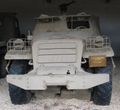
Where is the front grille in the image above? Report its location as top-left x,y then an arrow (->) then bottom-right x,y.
37,42 -> 77,64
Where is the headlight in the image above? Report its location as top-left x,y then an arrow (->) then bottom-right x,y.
89,56 -> 107,67
94,36 -> 104,48
13,39 -> 24,50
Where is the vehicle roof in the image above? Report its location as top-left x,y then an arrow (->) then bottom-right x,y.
35,12 -> 91,20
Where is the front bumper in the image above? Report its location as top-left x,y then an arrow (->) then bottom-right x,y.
7,72 -> 109,90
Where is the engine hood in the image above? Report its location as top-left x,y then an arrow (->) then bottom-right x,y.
33,30 -> 99,43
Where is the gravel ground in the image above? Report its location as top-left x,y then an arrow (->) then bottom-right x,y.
0,58 -> 120,110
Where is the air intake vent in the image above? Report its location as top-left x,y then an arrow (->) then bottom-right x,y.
37,42 -> 77,63
32,39 -> 83,71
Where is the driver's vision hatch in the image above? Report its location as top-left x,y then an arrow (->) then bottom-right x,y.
66,16 -> 90,29
38,17 -> 61,23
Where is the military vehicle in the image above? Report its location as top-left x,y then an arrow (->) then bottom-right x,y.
5,12 -> 114,105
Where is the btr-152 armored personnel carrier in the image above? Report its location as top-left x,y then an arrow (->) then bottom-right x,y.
5,12 -> 114,105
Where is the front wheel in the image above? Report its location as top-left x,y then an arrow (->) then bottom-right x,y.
8,60 -> 32,104
91,58 -> 113,105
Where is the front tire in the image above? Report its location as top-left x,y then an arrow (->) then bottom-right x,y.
91,58 -> 113,105
8,60 -> 32,104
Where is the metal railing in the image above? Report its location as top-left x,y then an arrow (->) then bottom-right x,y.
7,38 -> 31,52
85,36 -> 111,50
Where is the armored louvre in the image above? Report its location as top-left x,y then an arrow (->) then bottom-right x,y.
32,36 -> 83,75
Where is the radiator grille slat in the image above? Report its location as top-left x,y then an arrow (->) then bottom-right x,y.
37,55 -> 76,63
38,49 -> 76,55
38,43 -> 76,49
